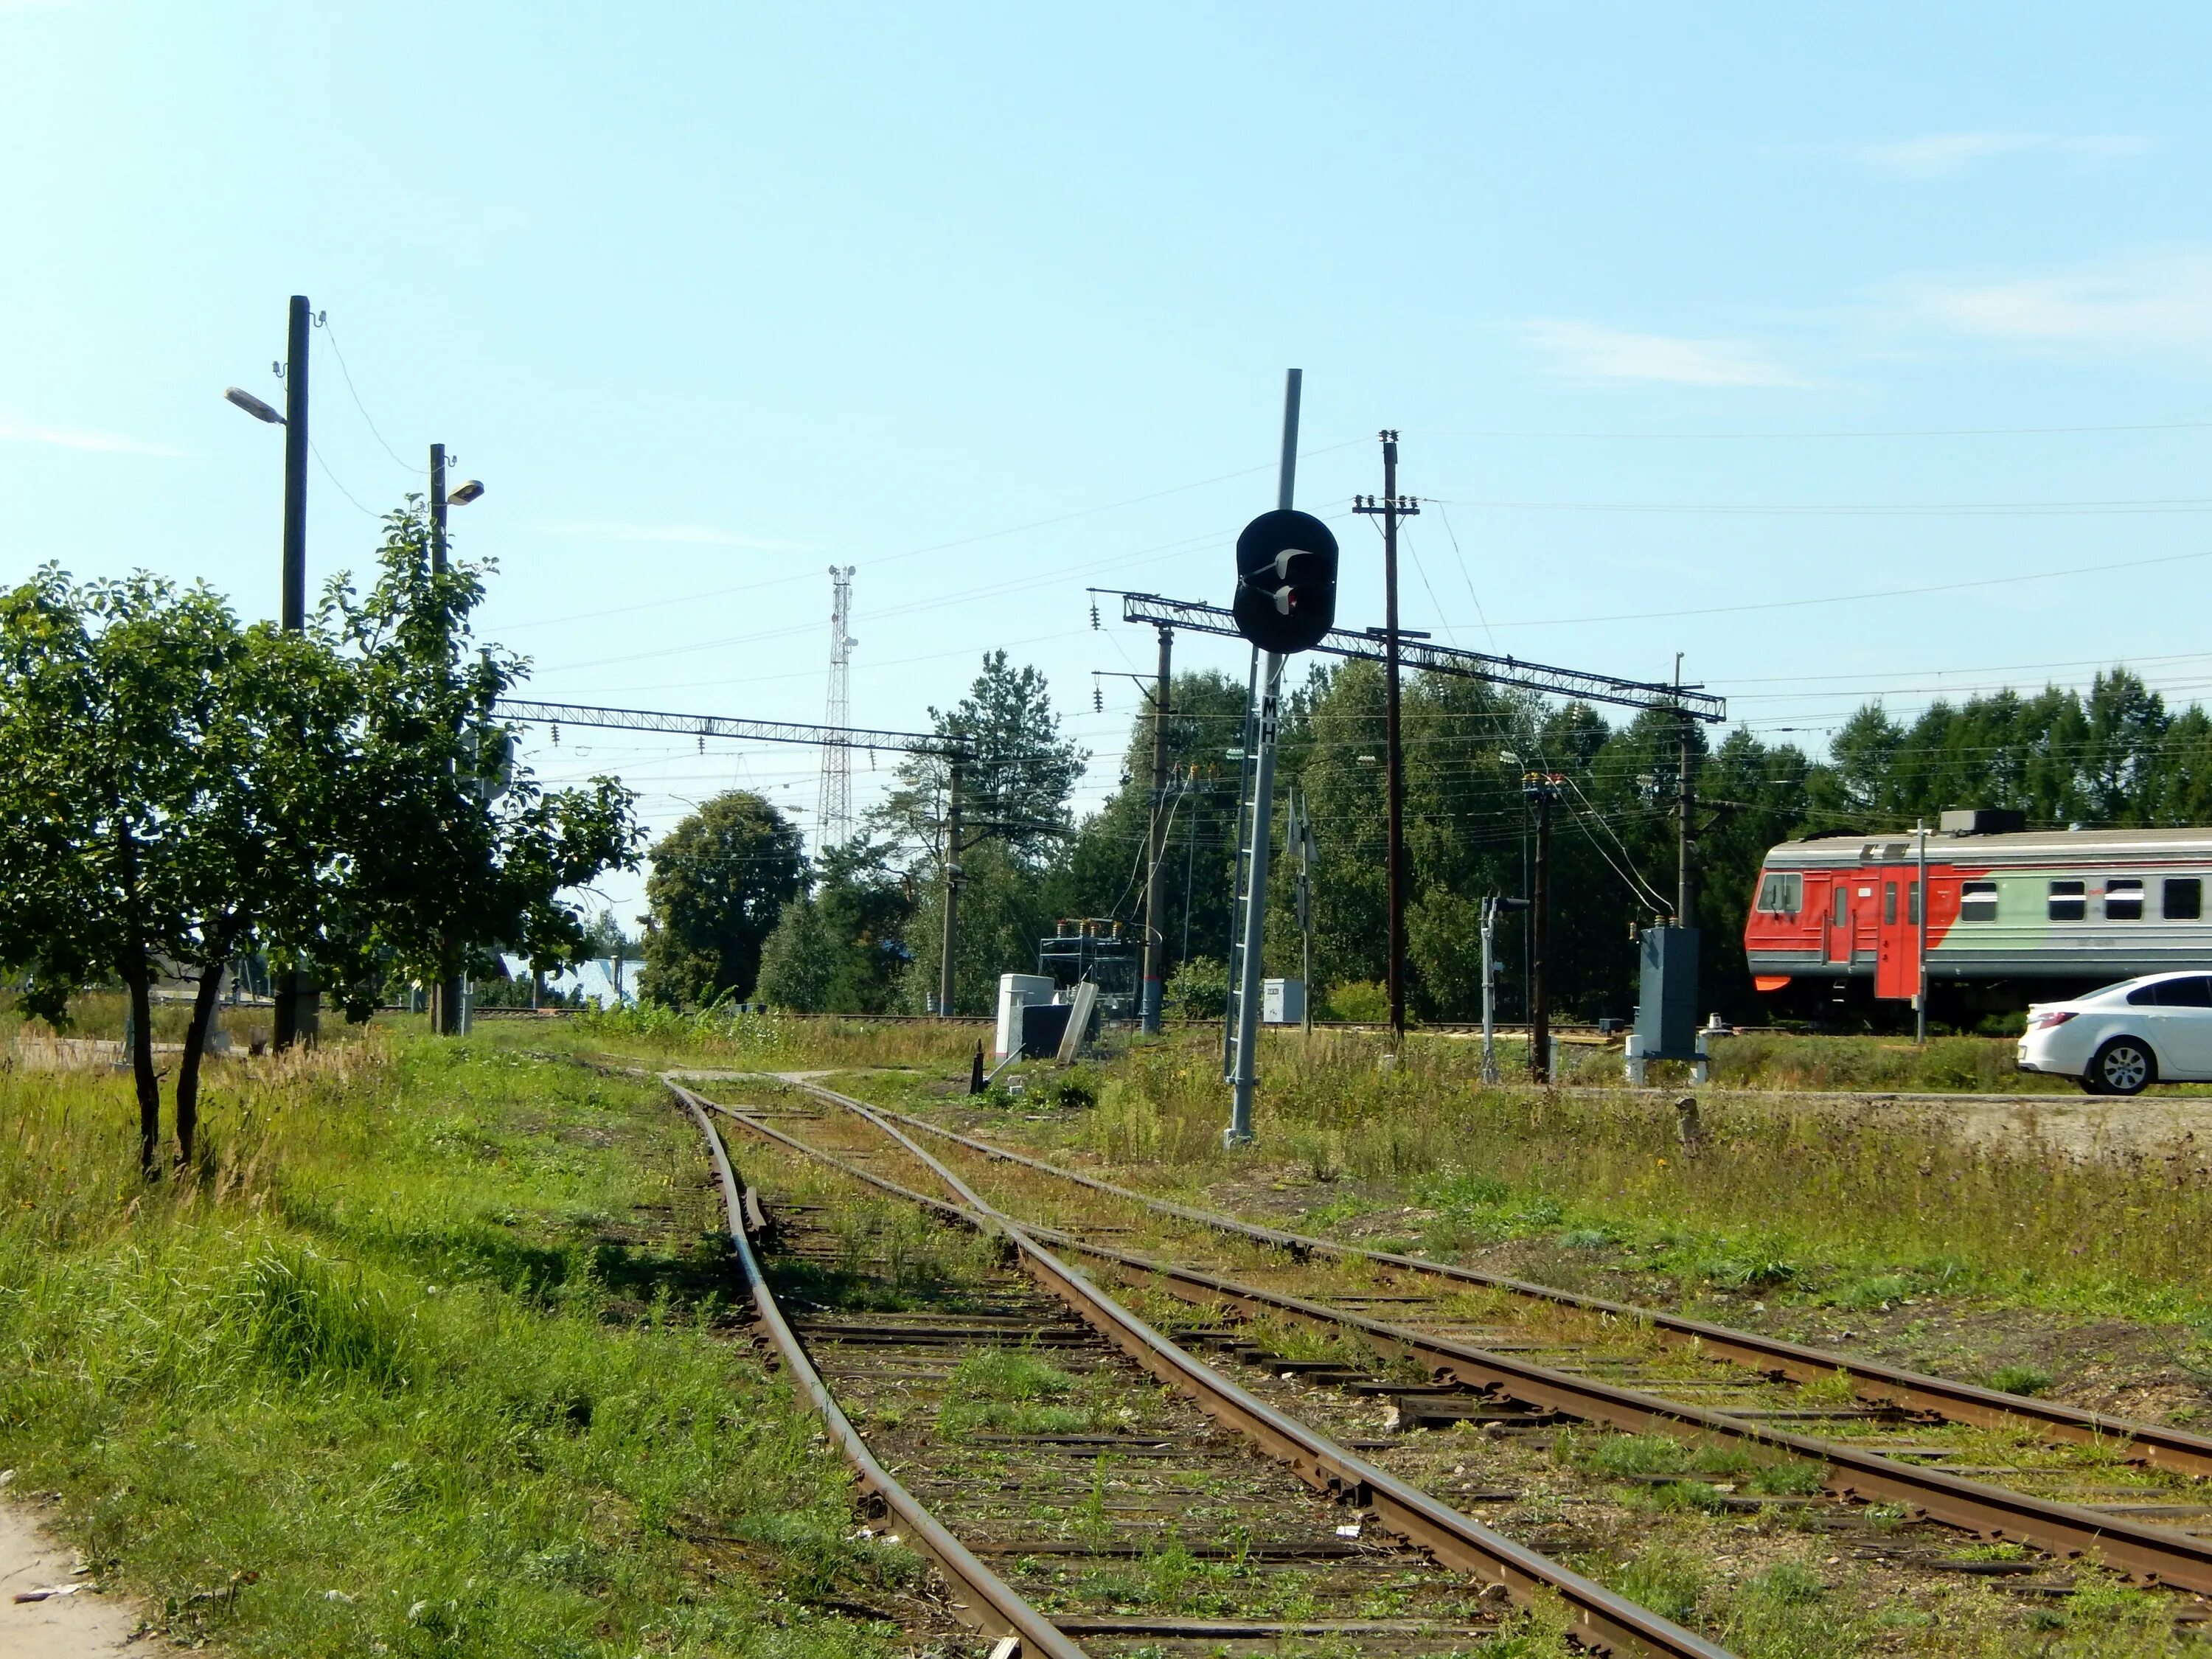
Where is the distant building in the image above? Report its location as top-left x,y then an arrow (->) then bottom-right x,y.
496,955 -> 639,1009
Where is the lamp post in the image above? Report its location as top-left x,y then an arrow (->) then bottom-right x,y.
223,294 -> 316,1046
428,443 -> 484,1035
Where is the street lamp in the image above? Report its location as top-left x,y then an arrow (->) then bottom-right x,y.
223,387 -> 283,425
223,294 -> 316,1048
428,442 -> 486,1037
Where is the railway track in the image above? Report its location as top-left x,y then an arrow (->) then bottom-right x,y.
674,1082 -> 1732,1657
694,1074 -> 2212,1646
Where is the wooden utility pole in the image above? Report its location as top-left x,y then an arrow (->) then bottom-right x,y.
937,757 -> 964,1018
429,443 -> 465,1037
1528,773 -> 1557,1082
1675,655 -> 1695,927
1353,435 -> 1419,1040
274,295 -> 316,1049
1140,625 -> 1173,1032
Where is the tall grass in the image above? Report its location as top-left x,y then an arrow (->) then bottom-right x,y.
0,1034 -> 908,1658
1078,1031 -> 2212,1318
560,1002 -> 982,1069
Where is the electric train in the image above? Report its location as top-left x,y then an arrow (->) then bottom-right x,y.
1743,819 -> 2212,1018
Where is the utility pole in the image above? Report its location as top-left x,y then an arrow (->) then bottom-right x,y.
1527,773 -> 1558,1083
1352,435 -> 1419,1041
1290,787 -> 1316,1036
937,757 -> 964,1018
1225,367 -> 1302,1147
1675,654 -> 1695,928
1916,818 -> 1930,1043
429,444 -> 465,1037
281,295 -> 310,630
274,294 -> 315,1049
1139,624 -> 1174,1032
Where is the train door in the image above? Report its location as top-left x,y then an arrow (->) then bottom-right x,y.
1874,863 -> 1921,1001
1824,876 -> 1854,964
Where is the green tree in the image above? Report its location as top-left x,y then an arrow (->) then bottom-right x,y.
887,651 -> 1088,867
315,505 -> 641,1014
1055,667 -> 1248,975
0,569 -> 352,1172
754,896 -> 836,1011
639,790 -> 806,1006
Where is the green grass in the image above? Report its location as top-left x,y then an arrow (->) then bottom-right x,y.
1060,1029 -> 2212,1323
0,1033 -> 911,1658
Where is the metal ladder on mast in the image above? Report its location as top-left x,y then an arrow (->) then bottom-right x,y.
1220,649 -> 1262,1081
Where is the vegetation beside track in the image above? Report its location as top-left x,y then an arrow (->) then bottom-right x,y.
0,1033 -> 914,1658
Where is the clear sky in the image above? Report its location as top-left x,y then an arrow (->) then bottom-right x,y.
5,4 -> 2210,925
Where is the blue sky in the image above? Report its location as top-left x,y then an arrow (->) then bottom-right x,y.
5,3 -> 2211,922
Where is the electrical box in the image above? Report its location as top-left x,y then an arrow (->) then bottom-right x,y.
1262,978 -> 1304,1025
1634,926 -> 1701,1062
1019,1001 -> 1074,1060
995,973 -> 1053,1060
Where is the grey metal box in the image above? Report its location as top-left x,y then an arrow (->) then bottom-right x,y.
1635,926 -> 1701,1061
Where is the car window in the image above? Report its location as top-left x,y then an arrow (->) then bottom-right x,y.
2128,982 -> 2163,1006
1959,880 -> 1997,922
2165,977 -> 2212,1008
2168,877 -> 2203,921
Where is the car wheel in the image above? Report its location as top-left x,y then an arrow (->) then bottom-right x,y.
2090,1037 -> 2156,1097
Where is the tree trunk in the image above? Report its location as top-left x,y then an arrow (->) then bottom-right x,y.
125,961 -> 159,1179
175,955 -> 227,1169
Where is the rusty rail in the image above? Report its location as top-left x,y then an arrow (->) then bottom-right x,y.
678,1082 -> 1736,1659
765,1080 -> 2212,1597
673,1088 -> 1086,1659
867,1099 -> 2212,1479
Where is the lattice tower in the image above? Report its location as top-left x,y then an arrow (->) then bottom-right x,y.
815,566 -> 856,848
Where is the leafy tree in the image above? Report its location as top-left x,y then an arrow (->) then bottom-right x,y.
755,897 -> 837,1011
0,569 -> 352,1172
313,506 -> 642,1014
1054,668 -> 1248,975
639,790 -> 805,1006
886,651 -> 1087,867
900,839 -> 1055,1015
810,835 -> 915,1012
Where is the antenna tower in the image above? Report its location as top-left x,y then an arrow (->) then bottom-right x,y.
815,565 -> 857,847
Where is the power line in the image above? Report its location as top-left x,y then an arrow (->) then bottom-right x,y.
316,314 -> 420,477
1483,547 -> 2212,631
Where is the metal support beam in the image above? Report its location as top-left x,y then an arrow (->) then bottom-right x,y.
1100,592 -> 1727,722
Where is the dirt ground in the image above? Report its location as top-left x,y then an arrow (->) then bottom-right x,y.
0,1486 -> 163,1658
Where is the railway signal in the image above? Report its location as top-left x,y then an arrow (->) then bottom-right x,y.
1231,508 -> 1338,655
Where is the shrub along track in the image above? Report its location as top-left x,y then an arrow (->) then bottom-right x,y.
715,1075 -> 2212,1638
672,1082 -> 1733,1658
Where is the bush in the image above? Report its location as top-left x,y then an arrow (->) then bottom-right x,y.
1164,957 -> 1229,1022
1321,979 -> 1388,1023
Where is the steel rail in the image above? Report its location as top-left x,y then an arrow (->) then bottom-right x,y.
678,1083 -> 1736,1659
771,1082 -> 2212,1596
673,1088 -> 1085,1659
865,1098 -> 2212,1479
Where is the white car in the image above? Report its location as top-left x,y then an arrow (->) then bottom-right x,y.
2017,972 -> 2212,1095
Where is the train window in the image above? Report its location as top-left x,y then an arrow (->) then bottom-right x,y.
1833,885 -> 1848,928
2048,880 -> 2087,922
2167,878 -> 2203,921
2107,879 -> 2144,922
1883,883 -> 1897,925
1755,872 -> 1802,914
1908,881 -> 1920,925
1959,881 -> 1998,922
